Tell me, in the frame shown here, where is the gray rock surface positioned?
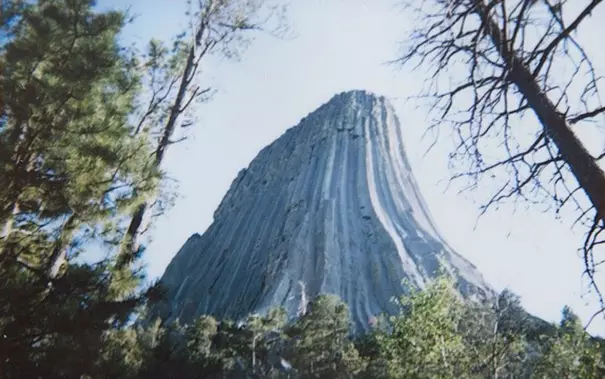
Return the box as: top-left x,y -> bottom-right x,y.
155,90 -> 494,332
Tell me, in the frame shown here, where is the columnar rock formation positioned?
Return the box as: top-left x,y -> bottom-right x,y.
155,90 -> 494,332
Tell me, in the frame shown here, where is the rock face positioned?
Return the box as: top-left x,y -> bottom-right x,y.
155,90 -> 494,332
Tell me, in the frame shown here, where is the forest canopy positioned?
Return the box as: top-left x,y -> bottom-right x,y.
1,1 -> 605,378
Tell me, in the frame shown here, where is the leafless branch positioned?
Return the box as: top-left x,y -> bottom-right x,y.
568,105 -> 605,124
397,0 -> 605,315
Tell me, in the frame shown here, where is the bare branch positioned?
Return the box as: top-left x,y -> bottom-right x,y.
178,86 -> 212,114
568,105 -> 605,125
397,0 -> 605,316
531,0 -> 602,77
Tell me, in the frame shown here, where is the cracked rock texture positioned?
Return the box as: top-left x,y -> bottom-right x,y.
154,90 -> 494,332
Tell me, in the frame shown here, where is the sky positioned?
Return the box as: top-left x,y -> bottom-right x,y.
97,0 -> 605,335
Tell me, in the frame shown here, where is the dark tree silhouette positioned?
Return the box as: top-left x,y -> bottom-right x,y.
396,0 -> 605,321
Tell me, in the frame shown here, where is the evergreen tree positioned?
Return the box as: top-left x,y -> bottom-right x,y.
74,283 -> 605,379
285,295 -> 366,379
0,1 -> 158,376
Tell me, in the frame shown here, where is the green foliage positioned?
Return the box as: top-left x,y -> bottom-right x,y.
285,295 -> 367,378
0,1 -> 158,377
2,2 -> 604,379
113,310 -> 290,379
1,0 -> 155,226
14,274 -> 597,379
461,290 -> 532,378
533,306 -> 605,378
0,0 -> 288,377
369,277 -> 471,379
358,277 -> 604,379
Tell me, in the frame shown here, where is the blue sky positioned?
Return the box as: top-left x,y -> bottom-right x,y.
98,0 -> 605,335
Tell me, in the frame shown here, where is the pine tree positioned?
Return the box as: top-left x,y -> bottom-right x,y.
0,1 -> 158,377
285,295 -> 366,379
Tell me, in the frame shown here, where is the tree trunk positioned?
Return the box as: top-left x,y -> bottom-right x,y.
46,214 -> 78,278
1,125 -> 28,243
1,142 -> 35,258
252,334 -> 257,374
1,202 -> 20,241
116,42 -> 197,268
476,1 -> 605,222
